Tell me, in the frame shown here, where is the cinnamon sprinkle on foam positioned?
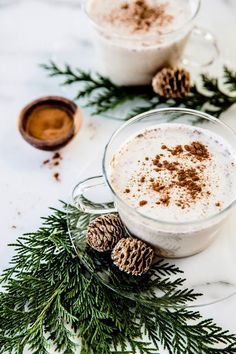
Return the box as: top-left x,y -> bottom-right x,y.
106,0 -> 174,33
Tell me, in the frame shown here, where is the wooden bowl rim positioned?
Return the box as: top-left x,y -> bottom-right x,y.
18,96 -> 82,151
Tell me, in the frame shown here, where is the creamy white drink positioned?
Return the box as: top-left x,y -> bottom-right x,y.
109,124 -> 236,257
86,0 -> 195,85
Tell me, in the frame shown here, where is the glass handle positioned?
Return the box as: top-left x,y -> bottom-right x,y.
72,175 -> 117,214
182,26 -> 220,68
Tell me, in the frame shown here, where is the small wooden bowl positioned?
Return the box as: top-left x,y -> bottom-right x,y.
18,96 -> 83,151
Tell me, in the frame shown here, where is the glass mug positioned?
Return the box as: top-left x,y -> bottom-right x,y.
73,108 -> 236,258
83,0 -> 219,86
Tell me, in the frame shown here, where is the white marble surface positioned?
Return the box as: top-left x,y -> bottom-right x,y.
0,0 -> 236,352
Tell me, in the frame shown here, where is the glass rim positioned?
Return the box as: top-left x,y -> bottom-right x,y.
102,107 -> 236,227
82,0 -> 201,41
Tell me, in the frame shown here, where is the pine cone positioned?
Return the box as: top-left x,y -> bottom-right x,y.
152,67 -> 191,98
111,238 -> 154,276
87,214 -> 125,252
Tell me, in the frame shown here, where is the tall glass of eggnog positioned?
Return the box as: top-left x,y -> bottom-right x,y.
83,0 -> 204,85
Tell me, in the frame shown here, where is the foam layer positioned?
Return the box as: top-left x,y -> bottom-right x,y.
110,124 -> 236,223
86,0 -> 192,85
87,0 -> 192,38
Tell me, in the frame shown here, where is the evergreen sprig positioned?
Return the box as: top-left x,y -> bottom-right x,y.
224,66 -> 236,92
42,61 -> 236,119
0,202 -> 236,353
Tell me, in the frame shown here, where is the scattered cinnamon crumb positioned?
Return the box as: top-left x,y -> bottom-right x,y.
152,182 -> 165,192
215,202 -> 221,207
160,194 -> 170,206
162,160 -> 176,171
42,152 -> 63,171
53,152 -> 61,160
54,173 -> 60,182
184,141 -> 210,161
121,3 -> 129,10
169,145 -> 183,156
124,188 -> 131,193
153,155 -> 161,165
140,176 -> 146,183
139,200 -> 148,207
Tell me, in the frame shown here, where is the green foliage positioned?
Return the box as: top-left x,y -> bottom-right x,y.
42,61 -> 236,119
0,203 -> 236,353
224,66 -> 236,92
41,61 -> 154,116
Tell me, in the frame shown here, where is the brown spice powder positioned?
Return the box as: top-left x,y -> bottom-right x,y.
53,152 -> 62,160
54,172 -> 60,182
151,142 -> 210,207
124,141 -> 211,209
152,182 -> 165,192
124,188 -> 131,193
140,176 -> 146,183
184,141 -> 210,161
42,152 -> 63,181
107,0 -> 174,33
160,193 -> 170,206
43,159 -> 50,165
139,200 -> 148,206
168,144 -> 184,156
25,105 -> 73,142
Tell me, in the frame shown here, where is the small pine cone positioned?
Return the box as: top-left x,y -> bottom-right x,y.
87,214 -> 125,252
152,67 -> 191,98
111,238 -> 154,276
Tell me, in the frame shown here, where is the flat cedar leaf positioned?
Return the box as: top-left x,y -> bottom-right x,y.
1,206 -> 236,353
223,66 -> 236,92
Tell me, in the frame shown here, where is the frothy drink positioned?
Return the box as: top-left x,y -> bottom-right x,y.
109,124 -> 236,257
86,0 -> 194,85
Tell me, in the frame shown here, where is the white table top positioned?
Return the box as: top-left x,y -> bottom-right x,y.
0,0 -> 236,351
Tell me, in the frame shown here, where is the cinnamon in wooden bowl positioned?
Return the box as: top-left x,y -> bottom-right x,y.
18,96 -> 82,151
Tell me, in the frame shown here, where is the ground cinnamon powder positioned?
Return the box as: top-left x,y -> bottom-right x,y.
149,142 -> 211,208
25,105 -> 73,141
124,140 -> 213,210
107,0 -> 173,33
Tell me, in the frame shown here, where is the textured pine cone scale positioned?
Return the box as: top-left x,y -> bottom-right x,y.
112,238 -> 154,276
87,214 -> 125,252
152,67 -> 191,99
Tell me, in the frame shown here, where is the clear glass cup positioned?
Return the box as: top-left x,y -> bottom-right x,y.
73,108 -> 236,258
83,0 -> 219,85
